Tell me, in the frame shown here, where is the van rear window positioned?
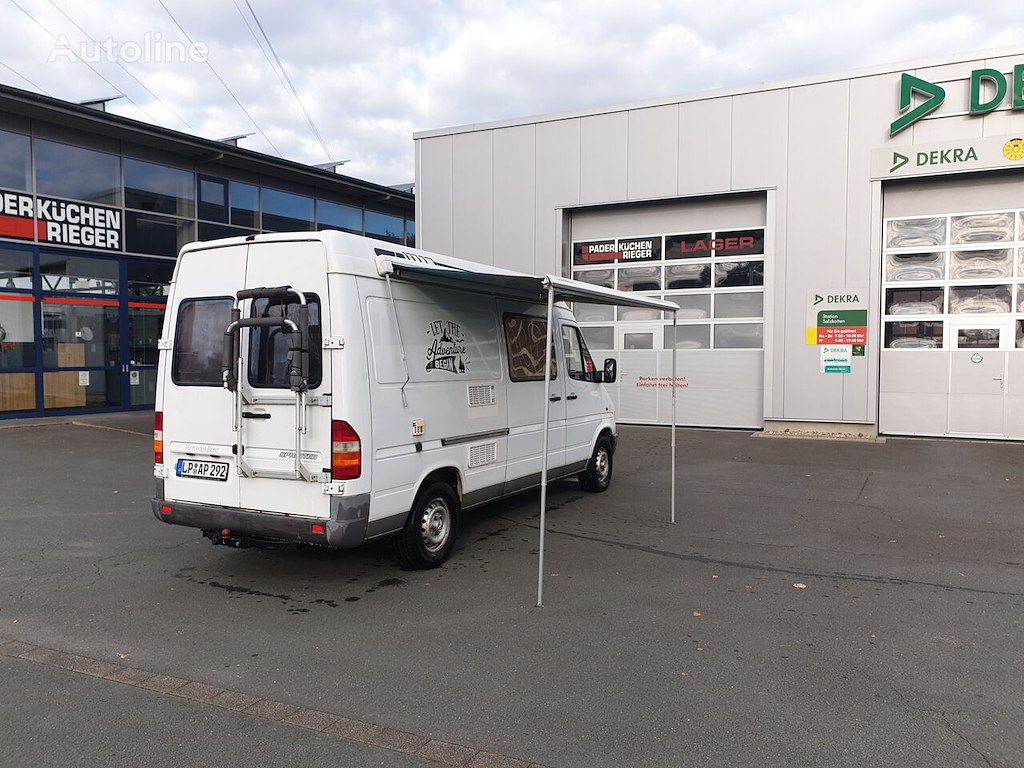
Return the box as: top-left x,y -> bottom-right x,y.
171,297 -> 233,386
247,294 -> 322,389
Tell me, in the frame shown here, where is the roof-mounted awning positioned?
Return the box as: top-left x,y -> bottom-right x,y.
376,245 -> 680,606
375,248 -> 679,312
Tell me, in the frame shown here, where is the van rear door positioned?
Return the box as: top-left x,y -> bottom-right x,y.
161,244 -> 247,510
234,240 -> 333,519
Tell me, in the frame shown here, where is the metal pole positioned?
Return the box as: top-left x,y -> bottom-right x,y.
537,285 -> 555,608
671,311 -> 677,524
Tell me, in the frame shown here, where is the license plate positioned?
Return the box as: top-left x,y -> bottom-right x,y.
176,459 -> 229,481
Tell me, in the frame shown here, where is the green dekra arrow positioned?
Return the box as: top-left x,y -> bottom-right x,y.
890,74 -> 945,136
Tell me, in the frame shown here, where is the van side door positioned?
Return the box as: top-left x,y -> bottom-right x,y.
502,311 -> 566,491
560,323 -> 607,471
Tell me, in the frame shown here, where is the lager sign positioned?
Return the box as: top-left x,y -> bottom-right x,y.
0,189 -> 122,250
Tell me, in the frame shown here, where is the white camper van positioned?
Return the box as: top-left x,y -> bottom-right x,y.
151,231 -> 669,568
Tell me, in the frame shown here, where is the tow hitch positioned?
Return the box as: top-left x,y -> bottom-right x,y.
202,529 -> 296,550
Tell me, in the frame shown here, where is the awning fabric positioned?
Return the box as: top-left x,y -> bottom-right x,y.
376,247 -> 679,606
375,250 -> 679,312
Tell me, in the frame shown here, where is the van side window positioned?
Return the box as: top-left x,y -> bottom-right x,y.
171,297 -> 233,386
561,325 -> 596,381
503,314 -> 557,382
247,294 -> 323,389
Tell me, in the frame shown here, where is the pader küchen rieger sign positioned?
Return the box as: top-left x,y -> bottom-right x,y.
0,189 -> 122,250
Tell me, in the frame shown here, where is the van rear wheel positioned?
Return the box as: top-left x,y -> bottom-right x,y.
578,436 -> 613,493
395,481 -> 459,569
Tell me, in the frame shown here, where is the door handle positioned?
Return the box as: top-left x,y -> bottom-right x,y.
548,395 -> 562,402
566,393 -> 578,401
241,411 -> 271,419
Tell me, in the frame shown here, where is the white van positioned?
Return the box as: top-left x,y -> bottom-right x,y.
151,231 -> 634,568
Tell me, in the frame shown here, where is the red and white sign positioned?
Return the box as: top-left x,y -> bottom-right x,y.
0,189 -> 122,250
816,326 -> 868,345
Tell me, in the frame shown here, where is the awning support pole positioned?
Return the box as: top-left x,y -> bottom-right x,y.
537,284 -> 555,608
671,311 -> 677,524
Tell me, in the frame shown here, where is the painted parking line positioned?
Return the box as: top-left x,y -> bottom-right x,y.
0,636 -> 547,768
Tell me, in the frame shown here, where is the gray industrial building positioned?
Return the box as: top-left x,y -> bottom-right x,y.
413,46 -> 1024,440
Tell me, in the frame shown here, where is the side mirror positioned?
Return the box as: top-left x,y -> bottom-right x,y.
602,358 -> 617,384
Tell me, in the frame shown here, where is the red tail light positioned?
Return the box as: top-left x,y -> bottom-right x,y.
331,420 -> 361,480
154,411 -> 164,464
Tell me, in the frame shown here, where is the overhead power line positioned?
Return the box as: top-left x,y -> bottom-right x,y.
8,0 -> 166,126
45,0 -> 200,135
0,59 -> 53,96
237,0 -> 334,162
155,0 -> 282,156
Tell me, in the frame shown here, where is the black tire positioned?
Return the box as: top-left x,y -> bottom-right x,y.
395,481 -> 459,569
578,436 -> 613,493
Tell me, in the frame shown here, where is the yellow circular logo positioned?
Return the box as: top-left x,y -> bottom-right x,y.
1003,138 -> 1024,160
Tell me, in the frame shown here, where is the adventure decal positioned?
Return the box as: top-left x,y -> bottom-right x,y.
425,320 -> 470,374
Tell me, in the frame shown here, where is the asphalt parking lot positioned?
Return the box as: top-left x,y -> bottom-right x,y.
1,413 -> 1023,768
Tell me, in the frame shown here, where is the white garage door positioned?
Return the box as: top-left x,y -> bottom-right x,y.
880,174 -> 1024,439
569,194 -> 767,428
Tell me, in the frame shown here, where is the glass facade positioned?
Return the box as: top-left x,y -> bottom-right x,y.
198,177 -> 228,222
261,187 -> 314,232
0,113 -> 412,419
0,129 -> 31,191
124,211 -> 195,257
365,210 -> 405,244
230,182 -> 259,228
35,139 -> 121,205
317,199 -> 362,232
124,158 -> 195,217
0,132 -> 414,258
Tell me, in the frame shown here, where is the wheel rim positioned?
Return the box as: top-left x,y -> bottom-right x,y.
594,448 -> 610,483
420,498 -> 452,553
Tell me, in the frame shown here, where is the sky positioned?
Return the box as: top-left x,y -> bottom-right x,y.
0,0 -> 1021,187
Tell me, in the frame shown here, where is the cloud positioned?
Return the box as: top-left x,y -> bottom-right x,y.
0,0 -> 1022,185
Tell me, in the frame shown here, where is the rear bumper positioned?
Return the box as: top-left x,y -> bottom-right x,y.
151,480 -> 371,548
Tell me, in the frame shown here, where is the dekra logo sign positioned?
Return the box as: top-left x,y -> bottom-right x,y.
815,294 -> 859,305
890,66 -> 1024,136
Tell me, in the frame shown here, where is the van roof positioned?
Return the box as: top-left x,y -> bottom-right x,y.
180,230 -> 678,312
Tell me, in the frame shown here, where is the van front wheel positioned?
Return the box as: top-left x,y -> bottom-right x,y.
395,482 -> 459,569
578,436 -> 613,493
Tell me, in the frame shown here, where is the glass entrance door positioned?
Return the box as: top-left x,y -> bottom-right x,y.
123,260 -> 172,407
125,304 -> 163,406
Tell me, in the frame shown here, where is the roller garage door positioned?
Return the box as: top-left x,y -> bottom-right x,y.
880,173 -> 1024,439
568,194 -> 767,428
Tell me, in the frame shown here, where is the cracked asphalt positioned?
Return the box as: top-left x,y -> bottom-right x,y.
1,413 -> 1023,767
